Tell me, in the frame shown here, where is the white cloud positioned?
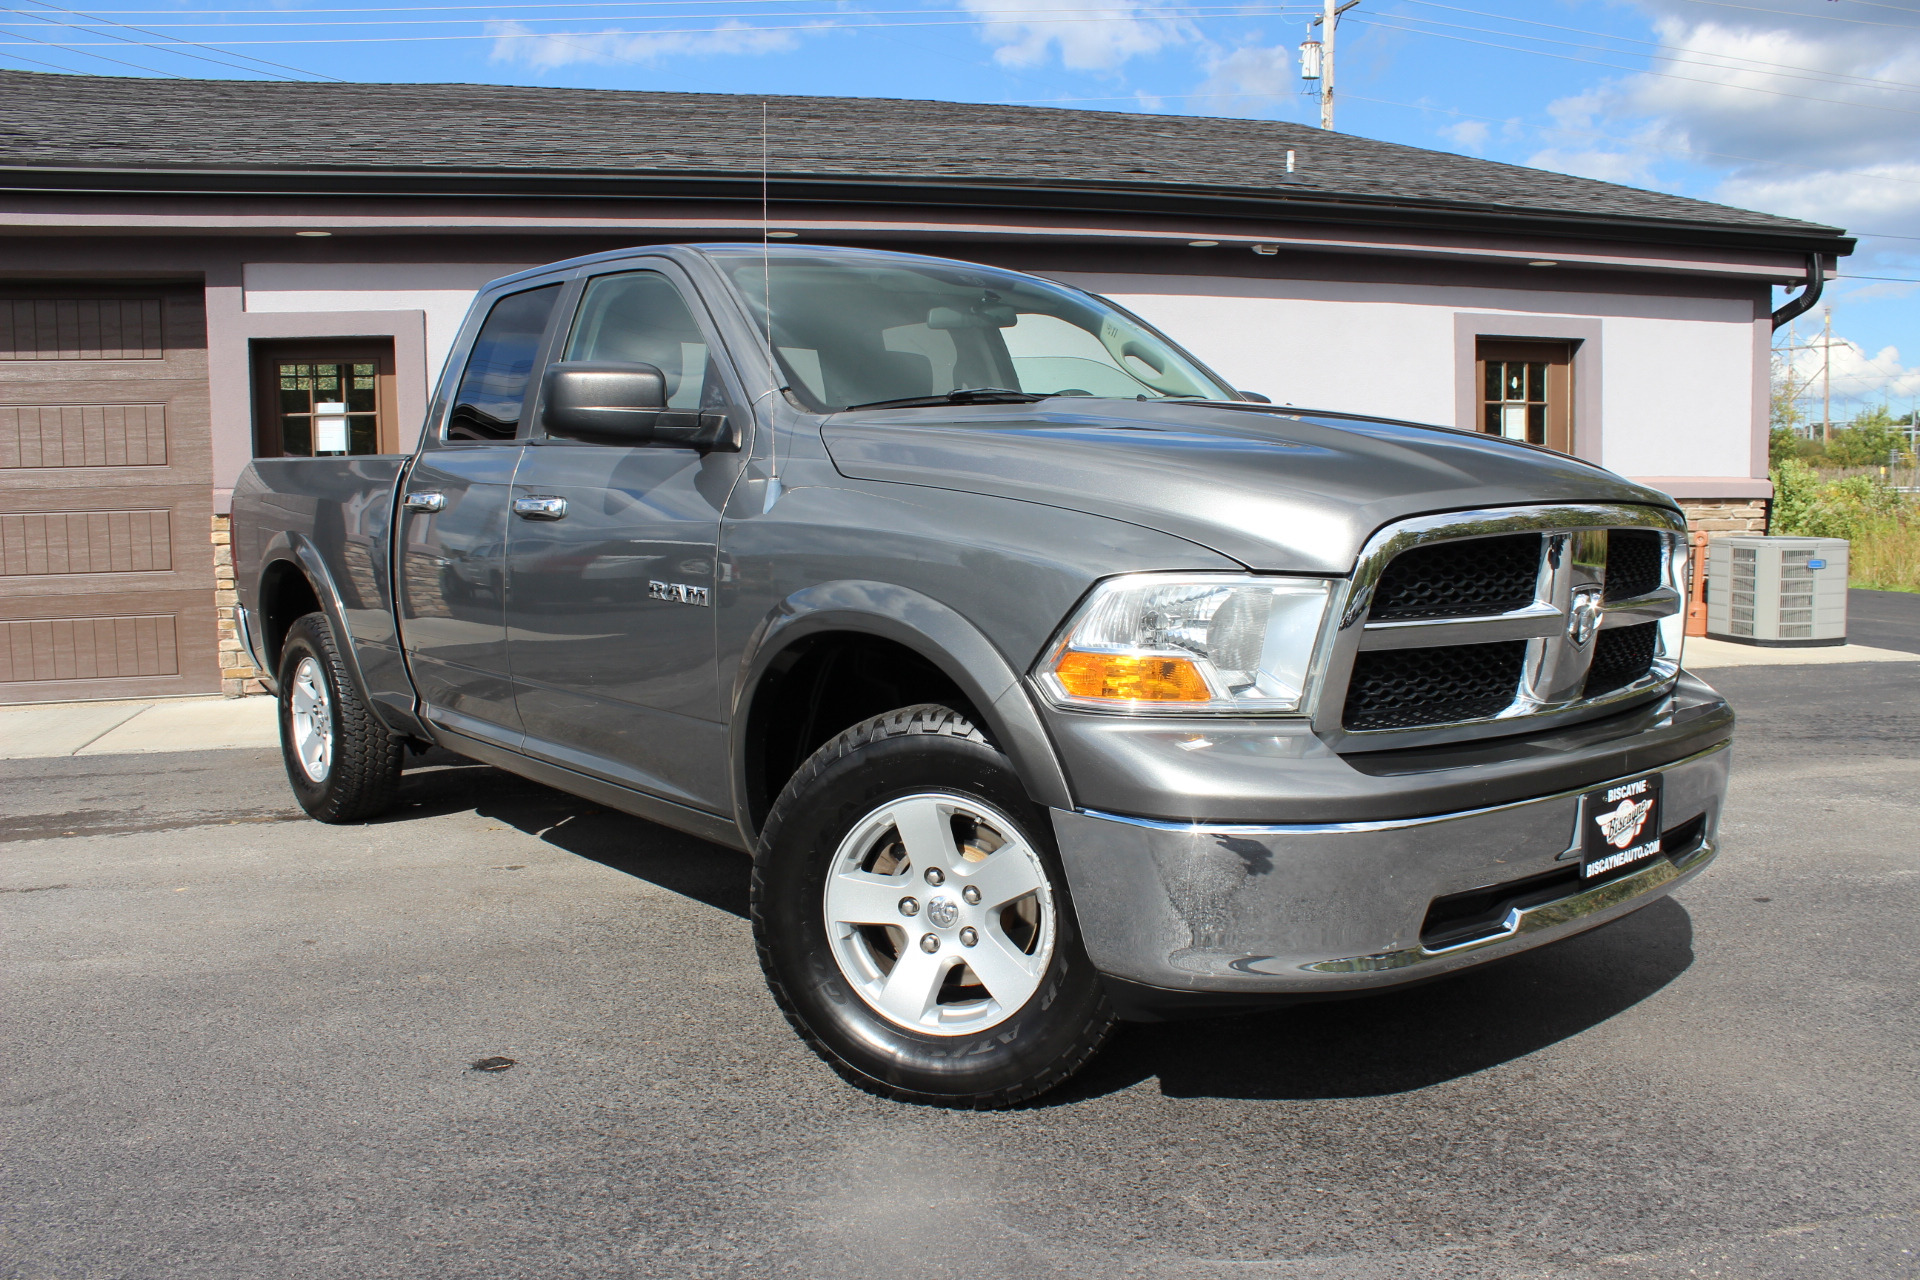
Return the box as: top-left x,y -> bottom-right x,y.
1778,331 -> 1920,413
1438,119 -> 1489,152
487,18 -> 808,69
1526,3 -> 1920,252
1187,42 -> 1310,118
957,0 -> 1193,72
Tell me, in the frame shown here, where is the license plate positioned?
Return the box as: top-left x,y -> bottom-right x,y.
1581,773 -> 1663,879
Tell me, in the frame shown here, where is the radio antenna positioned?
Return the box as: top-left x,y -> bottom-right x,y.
761,100 -> 781,502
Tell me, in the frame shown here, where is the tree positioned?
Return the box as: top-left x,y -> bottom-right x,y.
1825,406 -> 1915,467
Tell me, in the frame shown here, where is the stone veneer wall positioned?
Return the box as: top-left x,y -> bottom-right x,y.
212,514 -> 268,698
1674,498 -> 1769,538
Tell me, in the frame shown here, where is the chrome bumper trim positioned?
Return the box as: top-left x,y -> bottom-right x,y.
1307,835 -> 1718,975
1078,737 -> 1730,837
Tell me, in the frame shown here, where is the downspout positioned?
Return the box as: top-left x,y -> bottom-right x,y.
1771,253 -> 1825,330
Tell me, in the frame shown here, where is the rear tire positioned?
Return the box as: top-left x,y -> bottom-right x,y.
277,611 -> 403,823
752,704 -> 1114,1108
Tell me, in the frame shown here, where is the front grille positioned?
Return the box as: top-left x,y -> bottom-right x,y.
1342,640 -> 1526,730
1605,529 -> 1664,601
1583,621 -> 1657,698
1367,532 -> 1541,621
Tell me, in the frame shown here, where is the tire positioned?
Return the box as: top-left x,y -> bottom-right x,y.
752,704 -> 1115,1108
277,611 -> 404,823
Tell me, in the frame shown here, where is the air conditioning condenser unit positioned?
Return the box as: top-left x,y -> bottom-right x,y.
1705,535 -> 1847,647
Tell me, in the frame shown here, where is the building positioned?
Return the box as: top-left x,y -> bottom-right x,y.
0,71 -> 1851,703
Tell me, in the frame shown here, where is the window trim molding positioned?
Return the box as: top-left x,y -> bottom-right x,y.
1453,313 -> 1602,465
250,338 -> 399,459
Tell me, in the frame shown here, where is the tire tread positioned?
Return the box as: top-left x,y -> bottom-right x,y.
280,612 -> 404,824
751,703 -> 1113,1109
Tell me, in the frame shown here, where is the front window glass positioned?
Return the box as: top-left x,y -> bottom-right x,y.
564,271 -> 723,411
446,283 -> 561,442
712,249 -> 1233,411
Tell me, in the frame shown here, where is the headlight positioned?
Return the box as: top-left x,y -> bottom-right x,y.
1036,574 -> 1333,714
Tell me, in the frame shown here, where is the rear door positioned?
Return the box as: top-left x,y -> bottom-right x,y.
0,285 -> 219,703
396,280 -> 563,742
502,263 -> 749,812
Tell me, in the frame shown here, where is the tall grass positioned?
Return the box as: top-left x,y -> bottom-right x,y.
1770,459 -> 1920,592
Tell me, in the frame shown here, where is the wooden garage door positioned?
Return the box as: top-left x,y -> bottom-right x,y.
0,285 -> 218,703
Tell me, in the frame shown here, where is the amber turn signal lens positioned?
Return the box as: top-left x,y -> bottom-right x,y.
1054,652 -> 1211,702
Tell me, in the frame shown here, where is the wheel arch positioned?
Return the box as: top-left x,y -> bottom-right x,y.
253,531 -> 372,705
730,581 -> 1073,841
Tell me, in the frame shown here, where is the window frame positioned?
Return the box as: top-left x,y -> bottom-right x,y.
251,338 -> 398,459
425,277 -> 573,450
526,259 -> 748,445
1475,338 -> 1575,455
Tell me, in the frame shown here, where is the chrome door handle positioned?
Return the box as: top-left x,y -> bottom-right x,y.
403,492 -> 445,513
513,496 -> 567,521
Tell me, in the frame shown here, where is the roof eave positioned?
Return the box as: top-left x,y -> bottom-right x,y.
0,162 -> 1857,257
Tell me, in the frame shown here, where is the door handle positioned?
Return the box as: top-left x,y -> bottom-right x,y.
513,496 -> 568,521
403,492 -> 445,513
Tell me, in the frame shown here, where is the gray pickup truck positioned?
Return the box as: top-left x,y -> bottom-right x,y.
233,243 -> 1732,1107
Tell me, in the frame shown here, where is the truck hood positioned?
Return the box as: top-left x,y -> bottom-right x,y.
821,399 -> 1679,574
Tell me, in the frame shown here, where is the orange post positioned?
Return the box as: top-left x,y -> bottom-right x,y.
1685,532 -> 1710,637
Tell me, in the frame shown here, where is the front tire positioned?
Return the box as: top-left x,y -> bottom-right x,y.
277,611 -> 403,823
752,705 -> 1114,1108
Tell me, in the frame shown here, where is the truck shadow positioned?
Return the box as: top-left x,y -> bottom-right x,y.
1053,896 -> 1694,1103
382,751 -> 1694,1103
382,751 -> 751,919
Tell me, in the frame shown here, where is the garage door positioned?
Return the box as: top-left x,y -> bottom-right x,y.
0,284 -> 219,704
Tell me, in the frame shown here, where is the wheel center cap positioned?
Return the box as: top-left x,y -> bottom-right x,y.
926,895 -> 959,929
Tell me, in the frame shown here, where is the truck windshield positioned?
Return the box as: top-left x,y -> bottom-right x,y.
711,248 -> 1235,412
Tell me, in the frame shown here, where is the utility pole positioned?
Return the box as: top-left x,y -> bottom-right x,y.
1822,305 -> 1832,444
1310,0 -> 1359,131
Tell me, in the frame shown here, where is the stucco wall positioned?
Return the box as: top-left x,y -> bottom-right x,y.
232,260 -> 1768,495
1055,272 -> 1763,490
243,262 -> 532,391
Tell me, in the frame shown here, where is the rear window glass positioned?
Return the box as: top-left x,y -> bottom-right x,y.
446,284 -> 561,442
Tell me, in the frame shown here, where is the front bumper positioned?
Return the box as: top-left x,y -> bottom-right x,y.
1052,738 -> 1728,1006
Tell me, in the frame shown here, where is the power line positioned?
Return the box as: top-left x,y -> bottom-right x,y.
1669,0 -> 1920,32
11,0 -> 336,78
1349,14 -> 1920,118
15,3 -> 1306,29
0,12 -> 180,70
0,12 -> 1329,45
1386,2 -> 1920,96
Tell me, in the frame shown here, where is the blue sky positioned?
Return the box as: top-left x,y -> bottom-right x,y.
6,0 -> 1918,419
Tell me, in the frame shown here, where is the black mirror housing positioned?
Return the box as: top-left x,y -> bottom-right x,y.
543,361 -> 668,440
1238,390 -> 1272,404
541,361 -> 740,450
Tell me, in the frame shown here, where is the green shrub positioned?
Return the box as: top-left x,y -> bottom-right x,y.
1770,461 -> 1918,592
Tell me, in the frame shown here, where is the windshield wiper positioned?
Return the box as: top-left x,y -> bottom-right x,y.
843,387 -> 1049,411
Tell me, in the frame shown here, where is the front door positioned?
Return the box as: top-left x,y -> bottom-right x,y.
504,267 -> 748,812
397,281 -> 561,741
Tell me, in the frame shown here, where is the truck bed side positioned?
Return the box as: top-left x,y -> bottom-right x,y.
231,456 -> 420,734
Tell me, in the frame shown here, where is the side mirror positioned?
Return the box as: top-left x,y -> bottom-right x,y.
1238,390 -> 1272,404
541,361 -> 738,450
542,361 -> 667,440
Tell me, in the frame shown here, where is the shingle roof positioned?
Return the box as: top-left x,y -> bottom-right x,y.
0,70 -> 1848,248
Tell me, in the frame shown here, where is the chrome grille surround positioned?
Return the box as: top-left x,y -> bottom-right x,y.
1313,503 -> 1689,751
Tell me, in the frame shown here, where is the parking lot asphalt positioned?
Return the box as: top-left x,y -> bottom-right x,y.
5,661 -> 1918,1280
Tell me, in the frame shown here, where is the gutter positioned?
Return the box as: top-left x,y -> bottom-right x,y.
1770,253 -> 1826,330
0,165 -> 1858,259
